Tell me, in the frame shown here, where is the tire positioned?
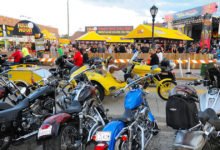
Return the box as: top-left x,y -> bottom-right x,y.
92,82 -> 105,101
0,136 -> 11,150
157,80 -> 177,101
43,124 -> 78,150
152,122 -> 159,136
115,139 -> 129,150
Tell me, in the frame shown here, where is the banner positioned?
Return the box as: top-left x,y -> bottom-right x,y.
13,20 -> 41,38
200,14 -> 212,49
165,2 -> 218,22
0,25 -> 3,37
85,26 -> 133,35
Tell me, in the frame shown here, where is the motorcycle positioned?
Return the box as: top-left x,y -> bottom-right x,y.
38,65 -> 108,150
94,74 -> 159,150
0,73 -> 59,150
71,52 -> 176,101
173,108 -> 220,150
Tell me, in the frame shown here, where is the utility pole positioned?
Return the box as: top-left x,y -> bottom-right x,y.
67,0 -> 70,38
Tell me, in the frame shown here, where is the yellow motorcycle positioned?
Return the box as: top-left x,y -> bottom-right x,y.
70,53 -> 176,101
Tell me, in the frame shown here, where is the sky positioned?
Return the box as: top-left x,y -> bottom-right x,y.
0,0 -> 219,36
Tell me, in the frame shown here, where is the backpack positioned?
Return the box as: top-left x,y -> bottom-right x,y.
166,95 -> 199,129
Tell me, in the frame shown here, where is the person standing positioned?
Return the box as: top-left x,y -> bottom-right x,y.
57,45 -> 64,56
50,43 -> 57,57
22,44 -> 31,59
177,43 -> 185,53
8,46 -> 23,64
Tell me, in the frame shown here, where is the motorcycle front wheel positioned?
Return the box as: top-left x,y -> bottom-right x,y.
43,124 -> 78,150
157,80 -> 176,101
0,136 -> 11,150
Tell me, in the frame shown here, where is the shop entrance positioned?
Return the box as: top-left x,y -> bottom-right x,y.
191,23 -> 202,42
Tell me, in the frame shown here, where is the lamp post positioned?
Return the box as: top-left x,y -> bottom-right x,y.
150,5 -> 158,48
67,0 -> 70,38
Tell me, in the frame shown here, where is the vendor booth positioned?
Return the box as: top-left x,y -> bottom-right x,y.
76,31 -> 106,44
124,24 -> 193,41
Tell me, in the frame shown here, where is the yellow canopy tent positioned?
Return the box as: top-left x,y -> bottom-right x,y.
59,38 -> 71,45
76,31 -> 106,41
124,24 -> 193,41
102,35 -> 133,43
41,29 -> 57,40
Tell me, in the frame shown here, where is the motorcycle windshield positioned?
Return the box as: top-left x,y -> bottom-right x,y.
130,51 -> 139,63
33,69 -> 52,79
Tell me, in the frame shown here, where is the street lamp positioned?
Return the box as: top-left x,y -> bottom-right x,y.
150,5 -> 158,48
67,0 -> 70,38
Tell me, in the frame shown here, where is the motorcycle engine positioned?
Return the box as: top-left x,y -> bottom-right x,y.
30,97 -> 54,115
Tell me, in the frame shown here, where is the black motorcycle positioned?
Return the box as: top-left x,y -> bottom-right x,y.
0,74 -> 60,150
38,65 -> 108,150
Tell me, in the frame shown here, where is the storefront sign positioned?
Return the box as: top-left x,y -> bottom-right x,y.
85,26 -> 133,35
13,20 -> 41,37
165,2 -> 218,22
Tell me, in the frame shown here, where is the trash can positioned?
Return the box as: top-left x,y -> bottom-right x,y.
200,63 -> 214,76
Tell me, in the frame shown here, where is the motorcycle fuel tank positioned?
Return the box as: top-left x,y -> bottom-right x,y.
124,89 -> 143,110
200,88 -> 220,115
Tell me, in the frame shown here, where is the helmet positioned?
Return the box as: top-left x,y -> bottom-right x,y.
169,85 -> 198,101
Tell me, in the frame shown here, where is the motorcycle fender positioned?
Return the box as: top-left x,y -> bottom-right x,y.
156,78 -> 173,88
102,121 -> 125,150
173,130 -> 206,149
38,113 -> 72,139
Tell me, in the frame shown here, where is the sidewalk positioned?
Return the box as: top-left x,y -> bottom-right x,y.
174,69 -> 201,80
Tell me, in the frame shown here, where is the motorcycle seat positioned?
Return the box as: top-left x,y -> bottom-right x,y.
114,109 -> 134,123
63,100 -> 82,114
0,98 -> 29,122
198,108 -> 218,125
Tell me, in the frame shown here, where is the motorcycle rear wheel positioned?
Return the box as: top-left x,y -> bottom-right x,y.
43,124 -> 78,150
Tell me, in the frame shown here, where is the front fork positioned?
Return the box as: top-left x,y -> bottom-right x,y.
79,112 -> 84,149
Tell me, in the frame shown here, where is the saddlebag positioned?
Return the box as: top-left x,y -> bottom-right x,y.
166,95 -> 199,129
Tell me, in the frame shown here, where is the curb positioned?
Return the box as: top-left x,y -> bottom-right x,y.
176,77 -> 198,81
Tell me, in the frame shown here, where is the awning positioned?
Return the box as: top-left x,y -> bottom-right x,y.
76,31 -> 106,41
124,24 -> 193,41
59,38 -> 71,44
41,29 -> 57,40
102,35 -> 133,43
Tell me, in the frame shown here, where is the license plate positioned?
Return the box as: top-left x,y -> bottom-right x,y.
38,126 -> 52,138
96,131 -> 111,142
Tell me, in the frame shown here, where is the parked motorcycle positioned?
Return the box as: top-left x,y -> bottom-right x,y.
38,65 -> 108,150
0,74 -> 59,150
94,74 -> 159,150
173,108 -> 220,150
